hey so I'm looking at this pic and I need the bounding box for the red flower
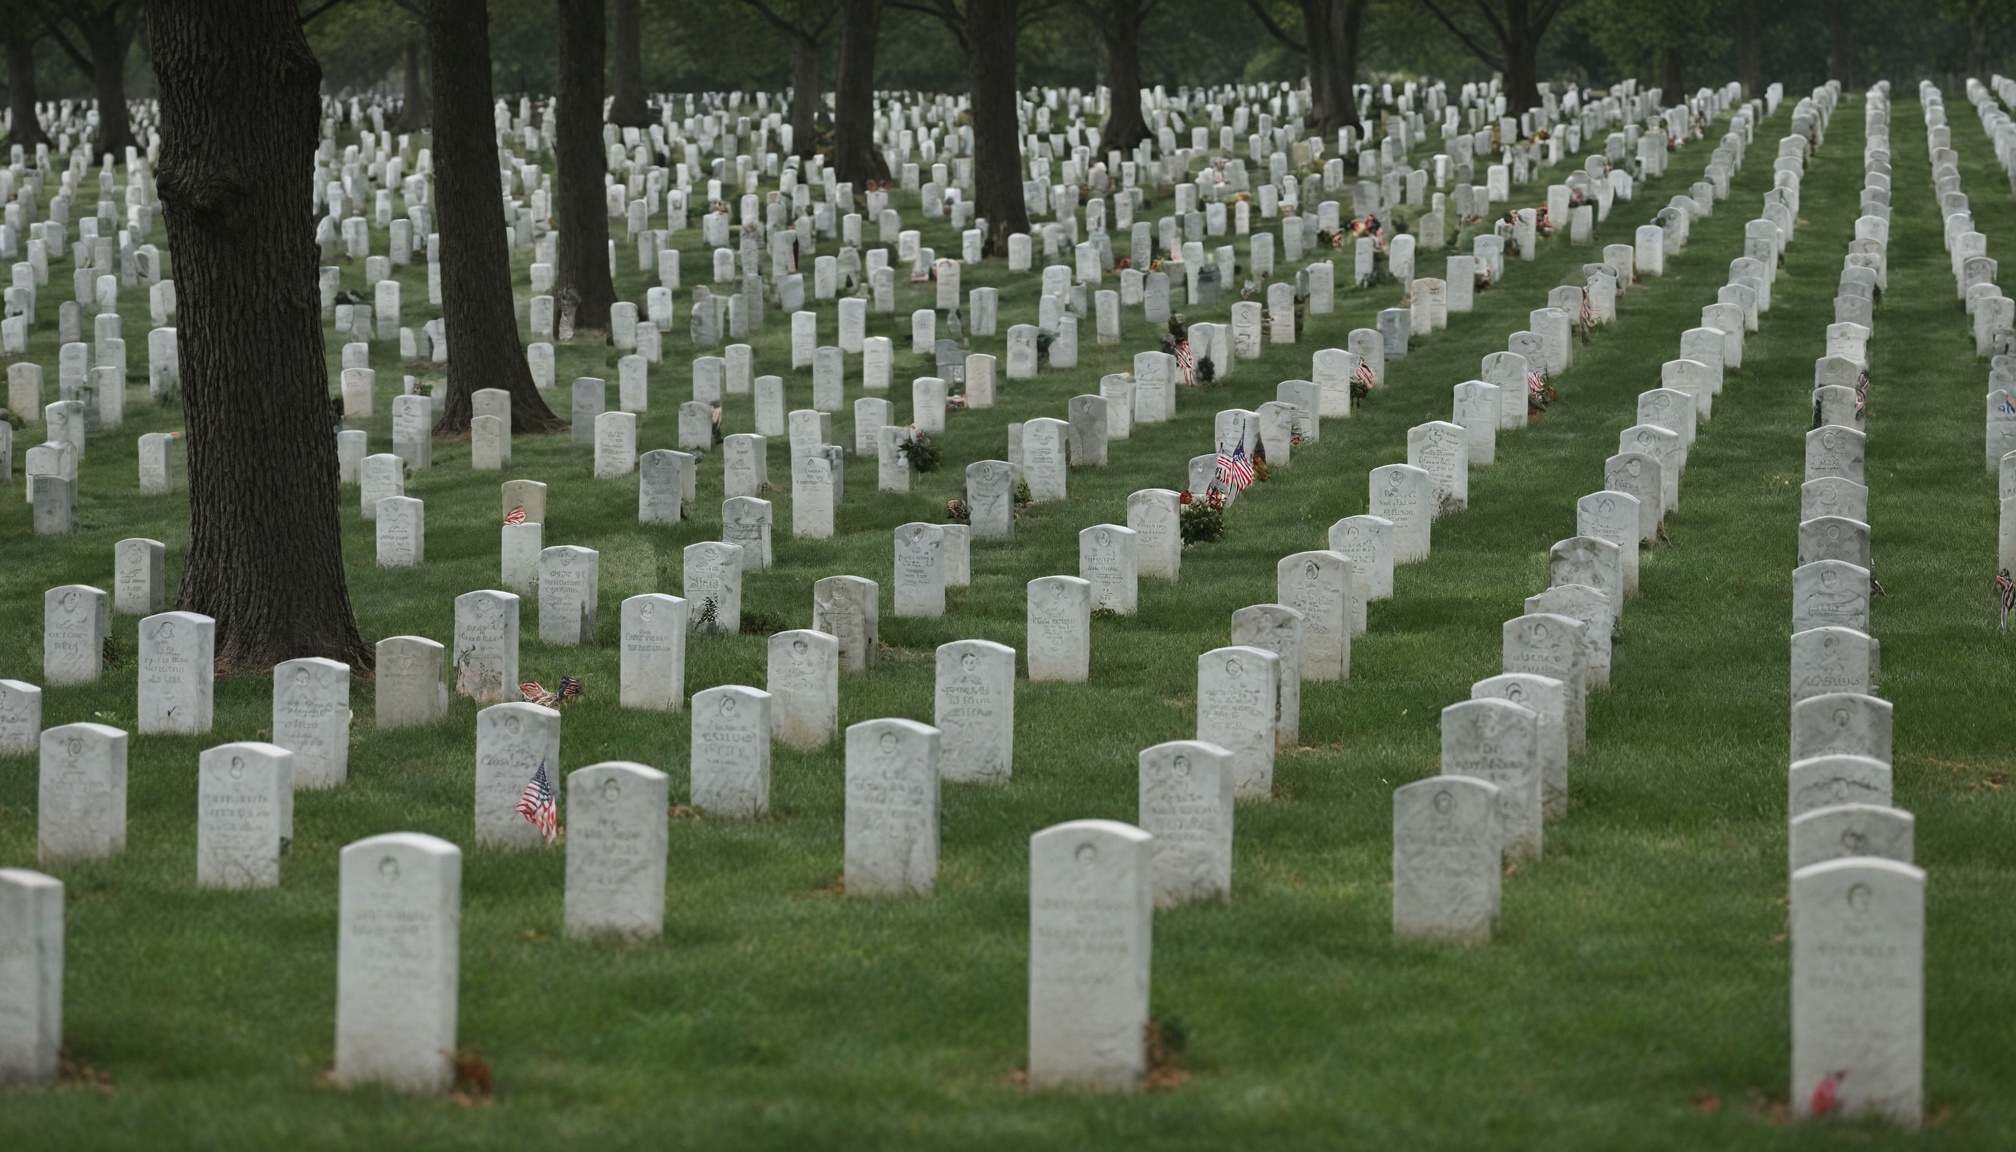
[1179,490,1193,505]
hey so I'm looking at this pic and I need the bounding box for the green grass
[2,93,2013,1149]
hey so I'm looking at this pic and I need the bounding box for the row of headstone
[1784,83,1920,1130]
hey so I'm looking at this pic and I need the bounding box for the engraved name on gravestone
[935,640,1016,784]
[690,686,772,818]
[844,719,942,896]
[274,658,352,788]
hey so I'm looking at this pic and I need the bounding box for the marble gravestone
[38,723,127,865]
[196,742,294,889]
[375,636,449,729]
[334,832,462,1095]
[1441,698,1542,862]
[1026,576,1092,682]
[618,594,688,712]
[844,719,942,896]
[1392,775,1501,944]
[768,630,841,750]
[0,868,63,1084]
[1791,858,1924,1128]
[934,639,1016,784]
[1138,740,1235,907]
[138,611,215,735]
[273,657,352,788]
[813,576,880,671]
[474,702,562,849]
[1197,646,1280,800]
[564,762,669,942]
[0,680,44,757]
[1026,819,1155,1091]
[451,590,519,705]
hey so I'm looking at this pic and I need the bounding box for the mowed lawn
[1,91,2011,1149]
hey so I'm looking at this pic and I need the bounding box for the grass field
[2,89,2012,1149]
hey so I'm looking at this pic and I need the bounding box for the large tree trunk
[85,10,135,162]
[1735,1,1759,98]
[149,0,372,674]
[395,32,429,132]
[1332,0,1362,129]
[1503,25,1539,116]
[789,34,819,159]
[4,34,51,148]
[832,0,888,185]
[1300,0,1334,132]
[1968,12,1987,80]
[1097,0,1149,155]
[1659,45,1683,99]
[607,0,651,127]
[427,0,564,435]
[556,0,617,333]
[1828,0,1851,86]
[968,0,1028,246]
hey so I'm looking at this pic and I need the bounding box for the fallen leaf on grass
[58,1050,114,1094]
[1693,1089,1721,1113]
[1972,772,2007,791]
[449,1046,493,1106]
[516,928,548,942]
[669,805,701,820]
[1746,1089,1790,1126]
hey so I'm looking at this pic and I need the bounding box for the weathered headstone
[37,723,127,865]
[273,657,351,788]
[1026,576,1092,682]
[619,594,688,711]
[1391,775,1501,944]
[690,685,772,817]
[1441,698,1542,861]
[1138,740,1235,906]
[113,538,165,616]
[374,636,448,729]
[138,611,215,735]
[564,762,668,941]
[42,584,107,686]
[1026,819,1154,1090]
[844,719,942,896]
[934,639,1016,784]
[0,867,63,1084]
[684,541,744,636]
[1790,858,1924,1127]
[196,742,293,889]
[334,832,461,1095]
[813,575,879,671]
[1197,646,1280,800]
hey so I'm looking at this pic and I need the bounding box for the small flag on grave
[515,759,558,843]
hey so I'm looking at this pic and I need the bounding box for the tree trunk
[832,0,889,185]
[1300,0,1334,132]
[1968,12,1987,81]
[1097,0,1149,154]
[1828,0,1851,86]
[789,33,819,158]
[395,32,429,132]
[1659,45,1683,99]
[4,34,51,148]
[1503,26,1538,116]
[149,0,372,674]
[968,0,1028,246]
[427,0,564,436]
[85,11,135,162]
[1735,1,1759,99]
[555,0,617,333]
[1334,0,1363,129]
[607,0,651,127]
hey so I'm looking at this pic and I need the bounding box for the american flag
[1217,441,1254,491]
[1174,339,1195,385]
[558,675,583,700]
[1854,371,1869,418]
[515,759,558,842]
[504,506,527,526]
[1579,289,1593,329]
[520,680,560,706]
[1999,569,2016,630]
[1354,359,1377,390]
[1528,369,1548,408]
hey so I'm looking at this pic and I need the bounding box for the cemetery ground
[3,95,2014,1147]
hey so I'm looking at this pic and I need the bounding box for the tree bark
[1828,0,1851,86]
[1332,0,1362,129]
[1735,1,1759,99]
[4,33,51,148]
[790,32,819,158]
[427,0,565,435]
[556,0,618,333]
[1659,45,1683,99]
[832,0,888,184]
[83,4,136,162]
[1300,0,1334,131]
[395,31,429,132]
[148,0,371,674]
[968,0,1028,245]
[1503,22,1538,117]
[607,0,651,127]
[1096,0,1149,154]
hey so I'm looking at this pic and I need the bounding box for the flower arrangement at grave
[1250,441,1271,484]
[1178,487,1226,544]
[1013,478,1035,511]
[944,499,970,524]
[896,425,940,473]
[946,393,968,413]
